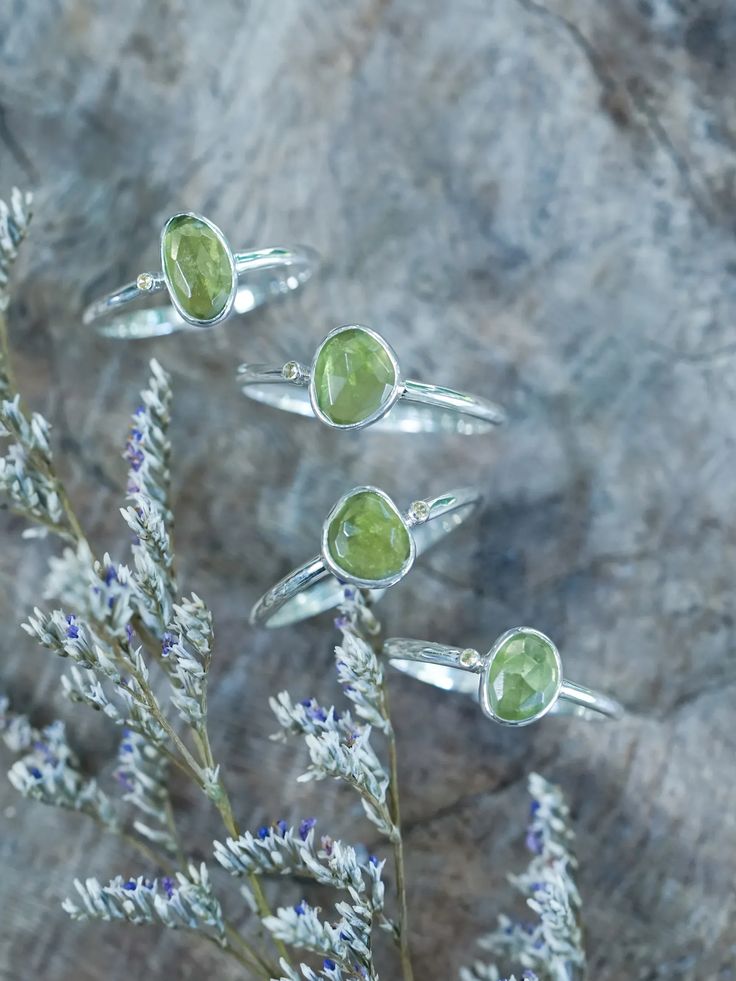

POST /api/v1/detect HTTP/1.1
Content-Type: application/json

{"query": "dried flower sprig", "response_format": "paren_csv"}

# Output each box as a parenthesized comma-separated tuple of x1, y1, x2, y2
(460, 774, 585, 981)
(269, 593, 414, 980)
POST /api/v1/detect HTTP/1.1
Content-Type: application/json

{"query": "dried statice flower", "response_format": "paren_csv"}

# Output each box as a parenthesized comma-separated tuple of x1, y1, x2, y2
(264, 899, 378, 981)
(214, 819, 385, 911)
(8, 719, 119, 830)
(121, 359, 176, 633)
(62, 863, 225, 943)
(44, 545, 135, 640)
(115, 729, 177, 855)
(23, 606, 168, 748)
(162, 593, 213, 728)
(0, 396, 67, 536)
(276, 958, 358, 981)
(0, 692, 34, 753)
(460, 774, 585, 981)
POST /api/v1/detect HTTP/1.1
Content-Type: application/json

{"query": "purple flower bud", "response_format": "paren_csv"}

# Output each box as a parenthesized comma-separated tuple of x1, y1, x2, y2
(299, 818, 317, 841)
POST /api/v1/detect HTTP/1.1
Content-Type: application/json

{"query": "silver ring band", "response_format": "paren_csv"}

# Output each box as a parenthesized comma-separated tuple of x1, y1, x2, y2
(239, 324, 506, 435)
(83, 211, 318, 339)
(250, 486, 481, 628)
(385, 631, 624, 726)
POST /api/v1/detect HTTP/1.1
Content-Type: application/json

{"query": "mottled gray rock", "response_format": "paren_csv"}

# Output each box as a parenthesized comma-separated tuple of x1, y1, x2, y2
(1, 1, 735, 979)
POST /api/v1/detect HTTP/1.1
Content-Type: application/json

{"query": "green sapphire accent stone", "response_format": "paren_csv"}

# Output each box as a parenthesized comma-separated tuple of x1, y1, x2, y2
(485, 629, 560, 723)
(162, 215, 234, 322)
(325, 489, 412, 583)
(312, 327, 397, 426)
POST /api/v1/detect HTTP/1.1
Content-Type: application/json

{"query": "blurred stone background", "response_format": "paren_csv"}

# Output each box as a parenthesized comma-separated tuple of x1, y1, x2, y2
(1, 1, 735, 978)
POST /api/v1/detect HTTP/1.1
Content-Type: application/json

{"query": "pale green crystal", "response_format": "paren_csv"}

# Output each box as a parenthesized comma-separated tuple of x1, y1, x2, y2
(326, 490, 411, 582)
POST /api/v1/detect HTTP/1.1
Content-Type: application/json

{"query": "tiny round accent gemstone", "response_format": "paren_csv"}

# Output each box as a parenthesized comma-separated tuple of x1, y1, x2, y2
(137, 272, 155, 291)
(312, 327, 397, 426)
(459, 648, 481, 668)
(162, 215, 234, 322)
(282, 361, 300, 382)
(407, 500, 430, 524)
(325, 489, 411, 583)
(485, 629, 560, 723)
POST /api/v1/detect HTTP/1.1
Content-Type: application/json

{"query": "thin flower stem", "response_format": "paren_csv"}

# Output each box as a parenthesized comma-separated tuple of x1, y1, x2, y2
(381, 681, 414, 981)
(359, 594, 415, 981)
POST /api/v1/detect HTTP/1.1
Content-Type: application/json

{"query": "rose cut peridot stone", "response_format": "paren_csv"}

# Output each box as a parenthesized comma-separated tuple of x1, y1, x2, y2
(325, 489, 411, 583)
(485, 629, 560, 723)
(162, 215, 234, 322)
(312, 327, 397, 426)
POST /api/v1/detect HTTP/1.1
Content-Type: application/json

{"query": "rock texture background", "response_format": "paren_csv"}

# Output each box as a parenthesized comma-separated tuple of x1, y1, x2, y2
(1, 1, 735, 978)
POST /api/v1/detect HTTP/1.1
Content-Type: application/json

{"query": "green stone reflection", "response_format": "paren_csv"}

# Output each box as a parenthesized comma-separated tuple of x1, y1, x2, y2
(313, 328, 397, 426)
(325, 489, 411, 582)
(162, 215, 234, 322)
(485, 629, 560, 723)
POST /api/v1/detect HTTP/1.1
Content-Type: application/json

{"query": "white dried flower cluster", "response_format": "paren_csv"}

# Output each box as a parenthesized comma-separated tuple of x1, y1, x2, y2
(0, 692, 34, 753)
(265, 899, 377, 981)
(214, 820, 385, 909)
(460, 774, 584, 981)
(218, 823, 387, 979)
(62, 863, 225, 942)
(44, 544, 135, 638)
(115, 729, 177, 855)
(23, 605, 167, 746)
(162, 593, 213, 728)
(0, 394, 68, 535)
(8, 717, 119, 830)
(121, 359, 176, 633)
(0, 187, 31, 308)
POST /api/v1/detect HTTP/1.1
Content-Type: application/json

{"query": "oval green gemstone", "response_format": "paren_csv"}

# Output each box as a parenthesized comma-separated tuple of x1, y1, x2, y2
(486, 629, 560, 723)
(162, 215, 234, 322)
(313, 328, 397, 426)
(325, 489, 411, 583)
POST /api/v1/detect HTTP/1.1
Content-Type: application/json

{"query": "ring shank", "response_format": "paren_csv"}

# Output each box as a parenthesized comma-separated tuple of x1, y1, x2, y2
(250, 488, 481, 628)
(84, 246, 318, 339)
(385, 639, 623, 722)
(239, 367, 505, 434)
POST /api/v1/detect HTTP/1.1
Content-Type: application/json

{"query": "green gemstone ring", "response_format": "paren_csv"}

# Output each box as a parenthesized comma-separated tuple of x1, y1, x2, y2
(239, 323, 506, 434)
(385, 627, 624, 726)
(83, 211, 318, 339)
(250, 485, 481, 628)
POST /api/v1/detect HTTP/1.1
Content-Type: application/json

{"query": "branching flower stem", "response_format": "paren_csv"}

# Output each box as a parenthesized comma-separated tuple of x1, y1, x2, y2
(354, 594, 415, 981)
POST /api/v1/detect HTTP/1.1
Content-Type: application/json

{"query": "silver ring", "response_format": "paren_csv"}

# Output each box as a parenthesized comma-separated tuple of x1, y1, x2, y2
(239, 323, 506, 434)
(250, 484, 481, 628)
(82, 211, 319, 339)
(385, 627, 624, 726)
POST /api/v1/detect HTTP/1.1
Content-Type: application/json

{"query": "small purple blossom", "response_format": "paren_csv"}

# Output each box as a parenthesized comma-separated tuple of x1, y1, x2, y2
(257, 826, 270, 840)
(65, 614, 79, 639)
(162, 876, 175, 899)
(368, 854, 379, 867)
(103, 565, 117, 586)
(125, 623, 134, 643)
(276, 819, 288, 836)
(122, 880, 137, 891)
(323, 960, 336, 972)
(29, 766, 42, 779)
(299, 817, 317, 841)
(334, 614, 349, 630)
(294, 901, 307, 916)
(161, 632, 175, 656)
(525, 828, 543, 855)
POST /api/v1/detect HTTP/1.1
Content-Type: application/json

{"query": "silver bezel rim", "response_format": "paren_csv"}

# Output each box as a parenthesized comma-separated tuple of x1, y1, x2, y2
(321, 484, 416, 588)
(159, 211, 238, 328)
(478, 626, 564, 728)
(308, 324, 404, 431)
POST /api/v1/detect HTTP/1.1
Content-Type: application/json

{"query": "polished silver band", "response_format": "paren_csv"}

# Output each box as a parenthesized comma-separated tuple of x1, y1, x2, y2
(239, 363, 505, 434)
(83, 246, 318, 339)
(250, 487, 481, 628)
(385, 638, 624, 725)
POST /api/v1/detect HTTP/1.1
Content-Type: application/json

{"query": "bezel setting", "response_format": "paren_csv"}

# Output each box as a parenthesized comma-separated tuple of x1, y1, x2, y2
(159, 211, 238, 328)
(308, 324, 404, 430)
(478, 626, 563, 727)
(321, 485, 416, 589)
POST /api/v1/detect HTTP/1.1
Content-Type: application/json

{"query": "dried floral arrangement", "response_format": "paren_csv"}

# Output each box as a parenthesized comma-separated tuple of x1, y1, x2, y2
(0, 189, 586, 981)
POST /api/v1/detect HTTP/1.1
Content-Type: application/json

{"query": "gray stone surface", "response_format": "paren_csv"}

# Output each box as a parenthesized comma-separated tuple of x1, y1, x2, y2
(1, 0, 736, 978)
